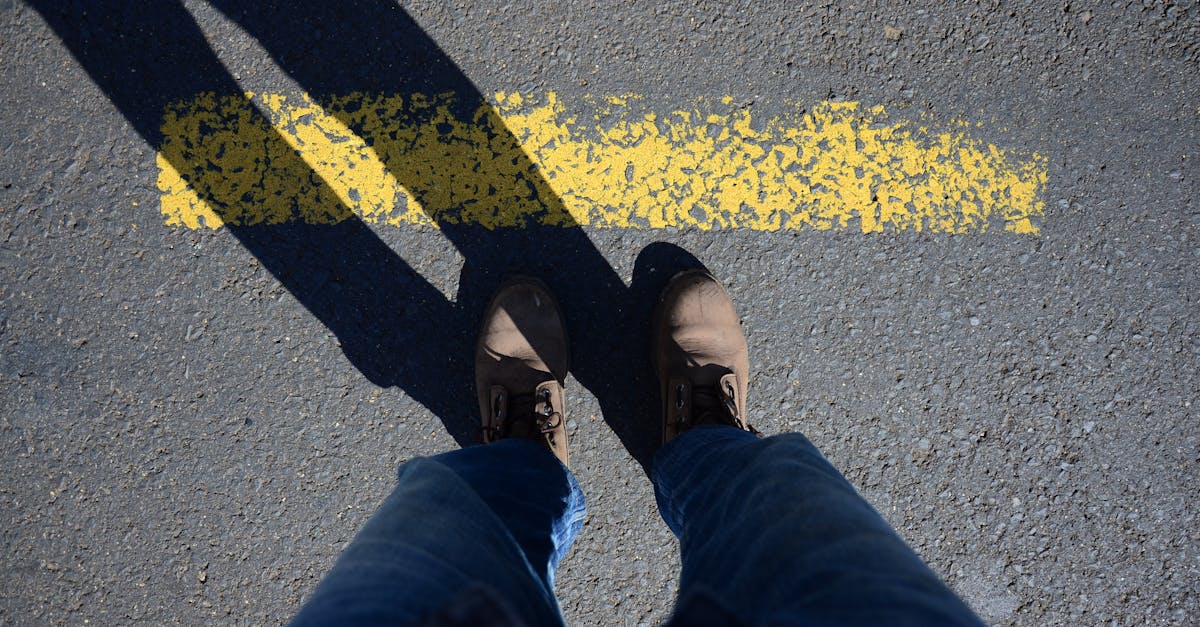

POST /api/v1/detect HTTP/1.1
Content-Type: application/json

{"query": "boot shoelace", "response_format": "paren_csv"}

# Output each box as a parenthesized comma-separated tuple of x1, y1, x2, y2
(679, 380, 760, 435)
(495, 387, 562, 440)
(684, 380, 744, 430)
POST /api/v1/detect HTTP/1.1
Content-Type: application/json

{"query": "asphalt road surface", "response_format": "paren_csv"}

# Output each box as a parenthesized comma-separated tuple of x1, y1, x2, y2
(2, 1, 1197, 625)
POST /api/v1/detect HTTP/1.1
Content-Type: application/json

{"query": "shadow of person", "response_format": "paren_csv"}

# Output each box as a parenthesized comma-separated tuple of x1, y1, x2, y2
(29, 0, 697, 473)
(29, 0, 475, 442)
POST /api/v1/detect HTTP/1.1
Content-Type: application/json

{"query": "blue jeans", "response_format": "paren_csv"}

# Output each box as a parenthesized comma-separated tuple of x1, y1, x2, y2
(291, 427, 983, 626)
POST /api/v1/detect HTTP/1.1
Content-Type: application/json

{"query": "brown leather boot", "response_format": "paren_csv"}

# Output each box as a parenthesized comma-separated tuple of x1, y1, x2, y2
(653, 269, 758, 444)
(475, 277, 571, 466)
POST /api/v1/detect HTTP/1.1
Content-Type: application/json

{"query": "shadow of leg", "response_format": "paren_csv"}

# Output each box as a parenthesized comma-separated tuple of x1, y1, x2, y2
(28, 0, 478, 444)
(211, 0, 678, 467)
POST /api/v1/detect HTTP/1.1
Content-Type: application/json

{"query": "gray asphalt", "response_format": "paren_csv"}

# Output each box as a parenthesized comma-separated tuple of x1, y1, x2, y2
(2, 0, 1198, 625)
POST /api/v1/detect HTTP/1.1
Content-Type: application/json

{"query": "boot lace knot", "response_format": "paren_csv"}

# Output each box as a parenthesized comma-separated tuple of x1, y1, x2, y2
(486, 386, 562, 442)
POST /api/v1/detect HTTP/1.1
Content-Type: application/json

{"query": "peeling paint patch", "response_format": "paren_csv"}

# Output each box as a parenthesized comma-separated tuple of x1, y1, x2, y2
(157, 92, 1046, 234)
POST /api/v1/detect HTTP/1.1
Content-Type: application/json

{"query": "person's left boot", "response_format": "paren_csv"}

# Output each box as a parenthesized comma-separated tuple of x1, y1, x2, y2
(475, 277, 570, 467)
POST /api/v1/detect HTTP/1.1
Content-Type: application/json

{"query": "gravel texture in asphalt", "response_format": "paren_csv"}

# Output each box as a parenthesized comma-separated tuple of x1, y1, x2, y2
(1, 1, 1197, 625)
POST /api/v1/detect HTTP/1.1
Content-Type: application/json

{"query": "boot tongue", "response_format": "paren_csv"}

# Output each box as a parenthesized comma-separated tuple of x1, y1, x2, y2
(502, 389, 560, 440)
(502, 392, 540, 439)
(692, 384, 737, 427)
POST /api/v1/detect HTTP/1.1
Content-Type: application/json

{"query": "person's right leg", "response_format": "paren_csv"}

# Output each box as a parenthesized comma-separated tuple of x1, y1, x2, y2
(651, 269, 982, 626)
(654, 426, 982, 626)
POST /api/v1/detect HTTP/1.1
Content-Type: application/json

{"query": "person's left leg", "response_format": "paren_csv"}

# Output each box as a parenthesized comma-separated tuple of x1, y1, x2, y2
(293, 277, 583, 625)
(291, 439, 584, 626)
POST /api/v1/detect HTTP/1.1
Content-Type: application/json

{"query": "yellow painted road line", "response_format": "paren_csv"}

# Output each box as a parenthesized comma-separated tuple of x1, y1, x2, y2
(157, 92, 1045, 234)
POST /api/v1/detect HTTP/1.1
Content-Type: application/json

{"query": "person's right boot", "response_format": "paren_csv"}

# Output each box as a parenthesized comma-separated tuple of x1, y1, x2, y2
(653, 269, 758, 444)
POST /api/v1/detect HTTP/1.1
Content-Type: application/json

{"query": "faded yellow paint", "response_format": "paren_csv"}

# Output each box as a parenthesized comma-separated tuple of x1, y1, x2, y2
(157, 92, 1046, 234)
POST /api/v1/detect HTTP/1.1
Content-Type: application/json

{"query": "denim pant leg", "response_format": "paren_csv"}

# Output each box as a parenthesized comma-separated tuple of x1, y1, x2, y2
(653, 425, 983, 626)
(291, 440, 586, 626)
